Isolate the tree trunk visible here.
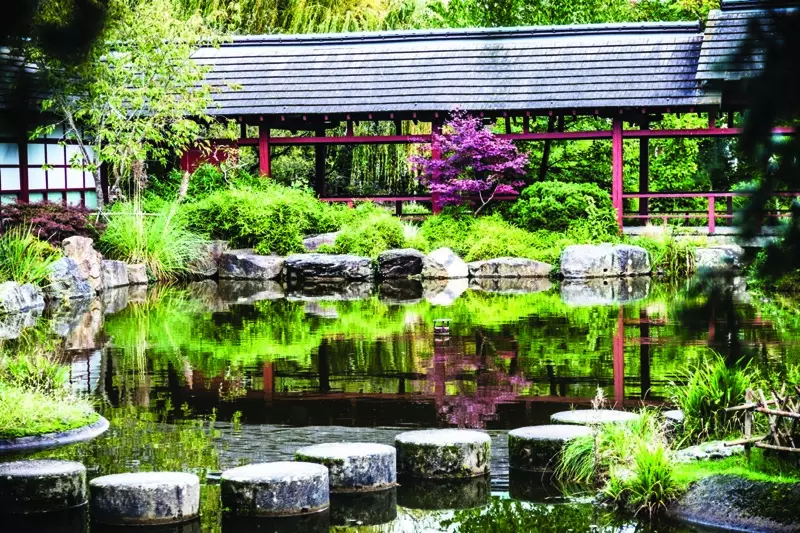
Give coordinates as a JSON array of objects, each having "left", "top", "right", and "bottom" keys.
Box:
[
  {"left": 537, "top": 116, "right": 557, "bottom": 181},
  {"left": 93, "top": 168, "right": 105, "bottom": 211}
]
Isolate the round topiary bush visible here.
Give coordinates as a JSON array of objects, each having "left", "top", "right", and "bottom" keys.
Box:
[{"left": 509, "top": 181, "right": 617, "bottom": 235}]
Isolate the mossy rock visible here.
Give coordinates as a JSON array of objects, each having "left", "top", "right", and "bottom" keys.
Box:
[
  {"left": 0, "top": 460, "right": 87, "bottom": 514},
  {"left": 294, "top": 442, "right": 396, "bottom": 493},
  {"left": 395, "top": 429, "right": 490, "bottom": 479},
  {"left": 508, "top": 425, "right": 592, "bottom": 472}
]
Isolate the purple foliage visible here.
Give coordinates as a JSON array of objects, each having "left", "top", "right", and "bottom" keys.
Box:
[
  {"left": 0, "top": 201, "right": 101, "bottom": 244},
  {"left": 409, "top": 109, "right": 529, "bottom": 214}
]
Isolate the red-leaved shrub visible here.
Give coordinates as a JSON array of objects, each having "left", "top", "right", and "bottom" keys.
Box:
[{"left": 0, "top": 201, "right": 102, "bottom": 244}]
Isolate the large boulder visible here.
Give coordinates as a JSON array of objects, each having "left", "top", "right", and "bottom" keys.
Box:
[
  {"left": 127, "top": 264, "right": 148, "bottom": 285},
  {"left": 0, "top": 311, "right": 40, "bottom": 340},
  {"left": 102, "top": 260, "right": 129, "bottom": 289},
  {"left": 560, "top": 244, "right": 650, "bottom": 279},
  {"left": 468, "top": 258, "right": 552, "bottom": 278},
  {"left": 0, "top": 282, "right": 45, "bottom": 314},
  {"left": 285, "top": 254, "right": 374, "bottom": 283},
  {"left": 46, "top": 258, "right": 93, "bottom": 300},
  {"left": 219, "top": 251, "right": 284, "bottom": 280},
  {"left": 421, "top": 248, "right": 468, "bottom": 279},
  {"left": 188, "top": 240, "right": 226, "bottom": 278},
  {"left": 303, "top": 232, "right": 341, "bottom": 252},
  {"left": 695, "top": 245, "right": 744, "bottom": 274},
  {"left": 62, "top": 236, "right": 104, "bottom": 293},
  {"left": 378, "top": 249, "right": 424, "bottom": 279}
]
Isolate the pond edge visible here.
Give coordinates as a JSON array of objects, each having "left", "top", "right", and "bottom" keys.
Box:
[{"left": 0, "top": 416, "right": 109, "bottom": 454}]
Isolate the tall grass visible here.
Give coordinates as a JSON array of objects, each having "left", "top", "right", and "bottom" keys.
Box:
[
  {"left": 0, "top": 226, "right": 61, "bottom": 286},
  {"left": 99, "top": 200, "right": 209, "bottom": 280},
  {"left": 604, "top": 443, "right": 679, "bottom": 518},
  {"left": 670, "top": 352, "right": 755, "bottom": 443},
  {"left": 630, "top": 234, "right": 697, "bottom": 279}
]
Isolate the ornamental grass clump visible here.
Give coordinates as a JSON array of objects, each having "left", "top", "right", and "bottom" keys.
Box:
[
  {"left": 603, "top": 442, "right": 679, "bottom": 519},
  {"left": 670, "top": 353, "right": 754, "bottom": 443},
  {"left": 0, "top": 226, "right": 62, "bottom": 286}
]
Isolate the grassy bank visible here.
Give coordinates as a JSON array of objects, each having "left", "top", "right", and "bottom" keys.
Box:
[{"left": 0, "top": 383, "right": 98, "bottom": 438}]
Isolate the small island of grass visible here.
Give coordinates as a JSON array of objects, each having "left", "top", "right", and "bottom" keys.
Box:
[{"left": 0, "top": 384, "right": 98, "bottom": 439}]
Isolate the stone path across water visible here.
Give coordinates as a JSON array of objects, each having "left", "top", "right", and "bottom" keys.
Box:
[{"left": 210, "top": 424, "right": 514, "bottom": 491}]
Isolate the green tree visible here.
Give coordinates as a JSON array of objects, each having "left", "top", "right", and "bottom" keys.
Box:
[{"left": 29, "top": 0, "right": 220, "bottom": 210}]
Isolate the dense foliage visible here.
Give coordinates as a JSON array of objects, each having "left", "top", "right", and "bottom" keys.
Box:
[
  {"left": 0, "top": 201, "right": 100, "bottom": 243},
  {"left": 328, "top": 203, "right": 407, "bottom": 257}
]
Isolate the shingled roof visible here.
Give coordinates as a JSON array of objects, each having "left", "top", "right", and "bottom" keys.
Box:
[
  {"left": 697, "top": 0, "right": 798, "bottom": 84},
  {"left": 195, "top": 21, "right": 718, "bottom": 117}
]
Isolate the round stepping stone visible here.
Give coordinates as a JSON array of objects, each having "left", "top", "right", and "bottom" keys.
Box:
[
  {"left": 221, "top": 462, "right": 329, "bottom": 517},
  {"left": 295, "top": 442, "right": 396, "bottom": 493},
  {"left": 0, "top": 460, "right": 87, "bottom": 514},
  {"left": 89, "top": 472, "right": 200, "bottom": 525},
  {"left": 395, "top": 429, "right": 490, "bottom": 479},
  {"left": 508, "top": 425, "right": 593, "bottom": 472},
  {"left": 550, "top": 409, "right": 640, "bottom": 426}
]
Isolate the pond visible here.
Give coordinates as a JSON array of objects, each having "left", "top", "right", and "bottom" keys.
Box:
[{"left": 6, "top": 276, "right": 798, "bottom": 532}]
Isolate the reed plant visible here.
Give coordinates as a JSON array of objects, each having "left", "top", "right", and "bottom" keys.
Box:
[
  {"left": 0, "top": 226, "right": 61, "bottom": 286},
  {"left": 603, "top": 442, "right": 679, "bottom": 518}
]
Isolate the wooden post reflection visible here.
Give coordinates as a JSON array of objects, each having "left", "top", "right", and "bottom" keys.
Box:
[{"left": 613, "top": 307, "right": 625, "bottom": 407}]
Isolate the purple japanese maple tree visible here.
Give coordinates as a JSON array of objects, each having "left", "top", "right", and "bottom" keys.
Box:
[{"left": 409, "top": 109, "right": 529, "bottom": 215}]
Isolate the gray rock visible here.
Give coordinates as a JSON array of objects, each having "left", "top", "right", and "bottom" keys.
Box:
[
  {"left": 663, "top": 409, "right": 685, "bottom": 425},
  {"left": 0, "top": 281, "right": 45, "bottom": 314},
  {"left": 219, "top": 251, "right": 284, "bottom": 280},
  {"left": 101, "top": 260, "right": 129, "bottom": 289},
  {"left": 395, "top": 429, "right": 491, "bottom": 479},
  {"left": 46, "top": 258, "right": 93, "bottom": 301},
  {"left": 49, "top": 298, "right": 92, "bottom": 338},
  {"left": 421, "top": 247, "right": 468, "bottom": 279},
  {"left": 285, "top": 254, "right": 373, "bottom": 283},
  {"left": 101, "top": 287, "right": 129, "bottom": 315},
  {"left": 0, "top": 310, "right": 40, "bottom": 339},
  {"left": 508, "top": 425, "right": 593, "bottom": 472},
  {"left": 695, "top": 245, "right": 744, "bottom": 274},
  {"left": 468, "top": 257, "right": 552, "bottom": 278},
  {"left": 560, "top": 244, "right": 650, "bottom": 278},
  {"left": 90, "top": 472, "right": 200, "bottom": 525},
  {"left": 295, "top": 442, "right": 396, "bottom": 493},
  {"left": 423, "top": 278, "right": 468, "bottom": 306},
  {"left": 62, "top": 236, "right": 104, "bottom": 293},
  {"left": 127, "top": 264, "right": 148, "bottom": 285},
  {"left": 64, "top": 299, "right": 102, "bottom": 350},
  {"left": 377, "top": 248, "right": 424, "bottom": 279},
  {"left": 469, "top": 277, "right": 553, "bottom": 295},
  {"left": 0, "top": 460, "right": 87, "bottom": 513},
  {"left": 560, "top": 277, "right": 650, "bottom": 306},
  {"left": 668, "top": 475, "right": 800, "bottom": 533},
  {"left": 674, "top": 440, "right": 745, "bottom": 463},
  {"left": 550, "top": 409, "right": 641, "bottom": 426},
  {"left": 379, "top": 279, "right": 423, "bottom": 303},
  {"left": 221, "top": 462, "right": 330, "bottom": 517},
  {"left": 188, "top": 240, "right": 226, "bottom": 278},
  {"left": 304, "top": 232, "right": 341, "bottom": 252}
]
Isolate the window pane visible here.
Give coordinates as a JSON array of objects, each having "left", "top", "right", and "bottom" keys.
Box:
[
  {"left": 85, "top": 171, "right": 95, "bottom": 187},
  {"left": 67, "top": 168, "right": 84, "bottom": 189},
  {"left": 47, "top": 125, "right": 64, "bottom": 139},
  {"left": 66, "top": 191, "right": 83, "bottom": 206},
  {"left": 0, "top": 143, "right": 19, "bottom": 165},
  {"left": 27, "top": 144, "right": 46, "bottom": 165},
  {"left": 29, "top": 192, "right": 44, "bottom": 203},
  {"left": 1, "top": 194, "right": 17, "bottom": 205},
  {"left": 65, "top": 145, "right": 86, "bottom": 167},
  {"left": 0, "top": 167, "right": 21, "bottom": 190},
  {"left": 28, "top": 167, "right": 46, "bottom": 189},
  {"left": 47, "top": 144, "right": 65, "bottom": 165},
  {"left": 48, "top": 169, "right": 66, "bottom": 190},
  {"left": 47, "top": 191, "right": 63, "bottom": 203},
  {"left": 84, "top": 191, "right": 97, "bottom": 209}
]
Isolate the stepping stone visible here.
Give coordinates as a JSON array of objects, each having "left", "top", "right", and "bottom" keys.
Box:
[
  {"left": 0, "top": 460, "right": 87, "bottom": 514},
  {"left": 221, "top": 462, "right": 329, "bottom": 517},
  {"left": 508, "top": 425, "right": 593, "bottom": 472},
  {"left": 395, "top": 429, "right": 490, "bottom": 479},
  {"left": 295, "top": 442, "right": 396, "bottom": 493},
  {"left": 550, "top": 409, "right": 640, "bottom": 426},
  {"left": 89, "top": 472, "right": 200, "bottom": 525}
]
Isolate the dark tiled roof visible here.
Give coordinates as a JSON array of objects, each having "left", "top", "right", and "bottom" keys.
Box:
[
  {"left": 697, "top": 0, "right": 798, "bottom": 83},
  {"left": 195, "top": 22, "right": 718, "bottom": 117}
]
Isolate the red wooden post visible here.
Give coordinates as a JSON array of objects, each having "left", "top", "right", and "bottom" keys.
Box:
[
  {"left": 638, "top": 119, "right": 649, "bottom": 221},
  {"left": 258, "top": 125, "right": 271, "bottom": 177},
  {"left": 612, "top": 117, "right": 624, "bottom": 231},
  {"left": 708, "top": 195, "right": 716, "bottom": 234}
]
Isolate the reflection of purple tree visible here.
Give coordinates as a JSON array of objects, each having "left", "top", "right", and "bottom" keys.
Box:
[
  {"left": 424, "top": 336, "right": 531, "bottom": 428},
  {"left": 409, "top": 109, "right": 528, "bottom": 215}
]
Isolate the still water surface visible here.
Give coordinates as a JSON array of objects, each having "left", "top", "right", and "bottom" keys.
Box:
[{"left": 9, "top": 277, "right": 798, "bottom": 532}]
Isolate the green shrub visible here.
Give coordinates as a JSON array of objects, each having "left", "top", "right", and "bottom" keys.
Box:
[
  {"left": 670, "top": 353, "right": 755, "bottom": 443},
  {"left": 604, "top": 443, "right": 679, "bottom": 518},
  {"left": 0, "top": 351, "right": 67, "bottom": 393},
  {"left": 99, "top": 201, "right": 209, "bottom": 280},
  {"left": 331, "top": 203, "right": 406, "bottom": 257},
  {"left": 510, "top": 181, "right": 618, "bottom": 238},
  {"left": 630, "top": 235, "right": 697, "bottom": 279},
  {"left": 183, "top": 183, "right": 346, "bottom": 255},
  {"left": 0, "top": 226, "right": 62, "bottom": 285}
]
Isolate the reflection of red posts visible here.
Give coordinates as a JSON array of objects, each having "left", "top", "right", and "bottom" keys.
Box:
[
  {"left": 263, "top": 361, "right": 274, "bottom": 396},
  {"left": 613, "top": 307, "right": 625, "bottom": 407}
]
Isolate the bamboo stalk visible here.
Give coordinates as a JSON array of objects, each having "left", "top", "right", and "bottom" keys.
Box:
[
  {"left": 755, "top": 408, "right": 800, "bottom": 420},
  {"left": 724, "top": 436, "right": 766, "bottom": 446},
  {"left": 755, "top": 442, "right": 800, "bottom": 453}
]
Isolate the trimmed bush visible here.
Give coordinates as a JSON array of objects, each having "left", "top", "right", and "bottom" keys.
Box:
[
  {"left": 0, "top": 200, "right": 100, "bottom": 243},
  {"left": 183, "top": 183, "right": 346, "bottom": 255},
  {"left": 0, "top": 226, "right": 62, "bottom": 285},
  {"left": 331, "top": 203, "right": 405, "bottom": 257},
  {"left": 509, "top": 181, "right": 617, "bottom": 237}
]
